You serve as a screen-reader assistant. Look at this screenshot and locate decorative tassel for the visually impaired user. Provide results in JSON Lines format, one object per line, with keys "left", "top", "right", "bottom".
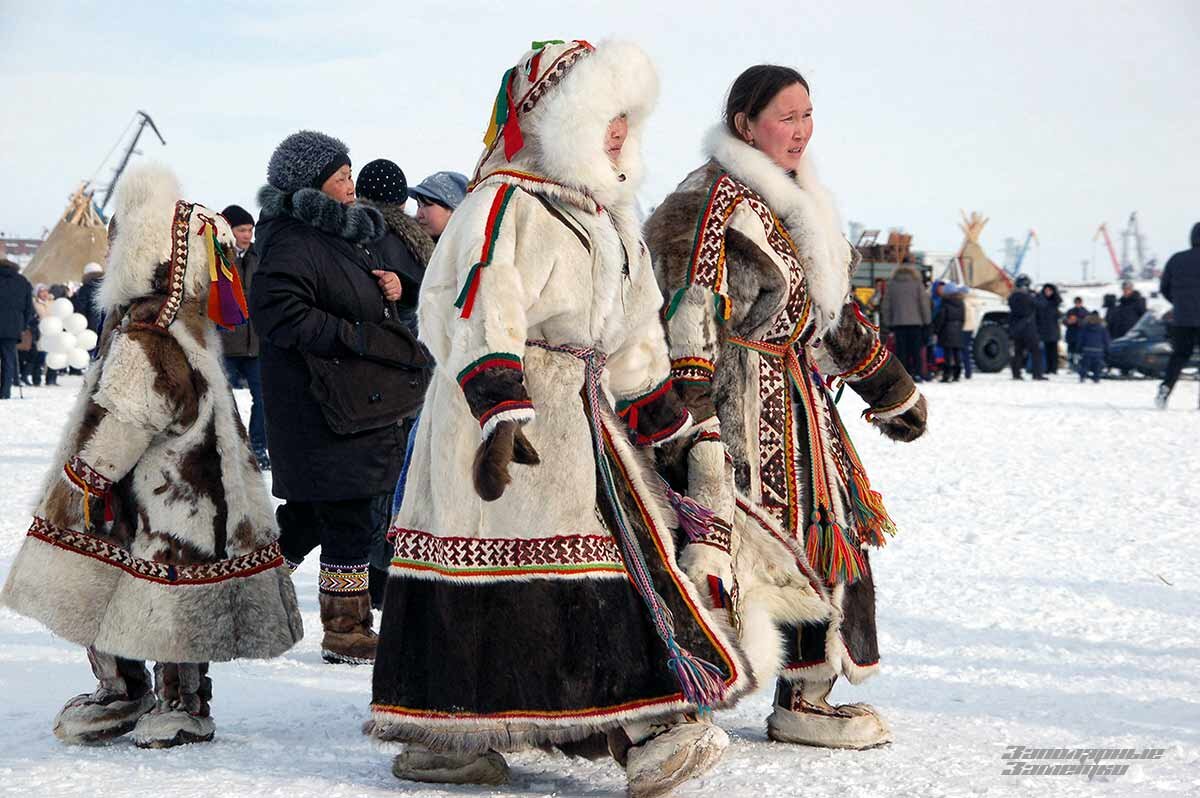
{"left": 665, "top": 485, "right": 718, "bottom": 543}
{"left": 104, "top": 492, "right": 114, "bottom": 524}
{"left": 482, "top": 68, "right": 510, "bottom": 148}
{"left": 666, "top": 638, "right": 727, "bottom": 714}
{"left": 198, "top": 216, "right": 248, "bottom": 329}
{"left": 501, "top": 67, "right": 524, "bottom": 160}
{"left": 805, "top": 505, "right": 866, "bottom": 585}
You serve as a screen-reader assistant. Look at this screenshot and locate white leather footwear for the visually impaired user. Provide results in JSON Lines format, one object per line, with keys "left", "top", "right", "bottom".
{"left": 767, "top": 700, "right": 892, "bottom": 750}
{"left": 625, "top": 721, "right": 729, "bottom": 798}
{"left": 391, "top": 746, "right": 510, "bottom": 785}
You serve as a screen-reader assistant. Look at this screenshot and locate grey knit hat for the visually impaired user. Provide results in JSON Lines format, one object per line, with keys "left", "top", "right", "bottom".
{"left": 267, "top": 130, "right": 351, "bottom": 193}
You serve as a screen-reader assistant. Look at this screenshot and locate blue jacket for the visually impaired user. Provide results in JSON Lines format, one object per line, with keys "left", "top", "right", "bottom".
{"left": 1078, "top": 318, "right": 1110, "bottom": 354}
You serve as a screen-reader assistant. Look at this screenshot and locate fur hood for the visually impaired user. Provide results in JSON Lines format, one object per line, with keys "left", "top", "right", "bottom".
{"left": 703, "top": 126, "right": 852, "bottom": 327}
{"left": 360, "top": 199, "right": 434, "bottom": 266}
{"left": 471, "top": 40, "right": 657, "bottom": 209}
{"left": 96, "top": 163, "right": 237, "bottom": 313}
{"left": 257, "top": 184, "right": 386, "bottom": 244}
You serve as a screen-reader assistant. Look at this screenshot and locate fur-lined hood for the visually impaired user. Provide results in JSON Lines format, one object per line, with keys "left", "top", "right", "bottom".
{"left": 96, "top": 163, "right": 237, "bottom": 313}
{"left": 360, "top": 199, "right": 434, "bottom": 266}
{"left": 257, "top": 184, "right": 386, "bottom": 244}
{"left": 703, "top": 126, "right": 852, "bottom": 326}
{"left": 471, "top": 40, "right": 657, "bottom": 210}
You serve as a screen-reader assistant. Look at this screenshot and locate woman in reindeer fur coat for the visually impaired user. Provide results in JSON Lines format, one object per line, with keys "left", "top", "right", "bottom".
{"left": 369, "top": 40, "right": 752, "bottom": 795}
{"left": 1, "top": 163, "right": 303, "bottom": 749}
{"left": 645, "top": 65, "right": 927, "bottom": 751}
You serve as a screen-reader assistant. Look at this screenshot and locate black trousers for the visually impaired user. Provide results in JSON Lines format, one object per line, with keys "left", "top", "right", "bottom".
{"left": 276, "top": 494, "right": 390, "bottom": 566}
{"left": 1163, "top": 326, "right": 1200, "bottom": 390}
{"left": 0, "top": 338, "right": 17, "bottom": 399}
{"left": 1042, "top": 341, "right": 1059, "bottom": 374}
{"left": 892, "top": 326, "right": 924, "bottom": 379}
{"left": 1011, "top": 332, "right": 1044, "bottom": 378}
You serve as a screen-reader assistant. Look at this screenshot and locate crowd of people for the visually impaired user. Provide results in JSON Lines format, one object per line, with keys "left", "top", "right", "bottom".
{"left": 0, "top": 35, "right": 1196, "bottom": 797}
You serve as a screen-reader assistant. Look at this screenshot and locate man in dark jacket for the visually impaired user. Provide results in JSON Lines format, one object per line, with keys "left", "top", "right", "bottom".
{"left": 1063, "top": 297, "right": 1089, "bottom": 368}
{"left": 1106, "top": 281, "right": 1147, "bottom": 340}
{"left": 1008, "top": 275, "right": 1045, "bottom": 380}
{"left": 251, "top": 131, "right": 430, "bottom": 664}
{"left": 0, "top": 258, "right": 36, "bottom": 399}
{"left": 932, "top": 284, "right": 966, "bottom": 381}
{"left": 218, "top": 204, "right": 268, "bottom": 466}
{"left": 1155, "top": 222, "right": 1200, "bottom": 408}
{"left": 71, "top": 263, "right": 105, "bottom": 337}
{"left": 880, "top": 264, "right": 931, "bottom": 380}
{"left": 1035, "top": 283, "right": 1063, "bottom": 374}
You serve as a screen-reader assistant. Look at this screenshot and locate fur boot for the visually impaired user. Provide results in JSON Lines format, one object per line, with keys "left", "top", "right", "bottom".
{"left": 391, "top": 745, "right": 510, "bottom": 785}
{"left": 53, "top": 650, "right": 155, "bottom": 745}
{"left": 624, "top": 718, "right": 729, "bottom": 798}
{"left": 131, "top": 662, "right": 215, "bottom": 749}
{"left": 319, "top": 592, "right": 377, "bottom": 664}
{"left": 767, "top": 678, "right": 891, "bottom": 750}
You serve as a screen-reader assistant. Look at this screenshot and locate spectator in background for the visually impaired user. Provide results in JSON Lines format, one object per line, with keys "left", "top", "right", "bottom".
{"left": 1155, "top": 222, "right": 1200, "bottom": 409}
{"left": 1106, "top": 280, "right": 1146, "bottom": 340}
{"left": 932, "top": 283, "right": 966, "bottom": 381}
{"left": 0, "top": 258, "right": 35, "bottom": 399}
{"left": 72, "top": 262, "right": 104, "bottom": 336}
{"left": 1063, "top": 296, "right": 1089, "bottom": 369}
{"left": 1008, "top": 274, "right": 1045, "bottom": 380}
{"left": 26, "top": 284, "right": 55, "bottom": 385}
{"left": 881, "top": 263, "right": 931, "bottom": 380}
{"left": 1078, "top": 311, "right": 1110, "bottom": 383}
{"left": 408, "top": 171, "right": 468, "bottom": 242}
{"left": 218, "top": 204, "right": 269, "bottom": 468}
{"left": 1035, "top": 282, "right": 1062, "bottom": 374}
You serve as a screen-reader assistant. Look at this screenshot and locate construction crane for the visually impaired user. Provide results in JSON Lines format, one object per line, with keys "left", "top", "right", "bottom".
{"left": 1011, "top": 229, "right": 1038, "bottom": 275}
{"left": 1120, "top": 211, "right": 1158, "bottom": 278}
{"left": 1094, "top": 223, "right": 1125, "bottom": 279}
{"left": 97, "top": 111, "right": 167, "bottom": 214}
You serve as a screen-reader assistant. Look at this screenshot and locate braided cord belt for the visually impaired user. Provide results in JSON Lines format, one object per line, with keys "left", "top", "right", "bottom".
{"left": 527, "top": 339, "right": 725, "bottom": 710}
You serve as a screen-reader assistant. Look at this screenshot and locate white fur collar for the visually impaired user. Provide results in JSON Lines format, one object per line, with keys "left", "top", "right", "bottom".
{"left": 703, "top": 125, "right": 851, "bottom": 331}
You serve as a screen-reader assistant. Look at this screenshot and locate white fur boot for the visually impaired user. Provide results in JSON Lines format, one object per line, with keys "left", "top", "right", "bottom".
{"left": 392, "top": 745, "right": 510, "bottom": 785}
{"left": 624, "top": 719, "right": 730, "bottom": 798}
{"left": 766, "top": 678, "right": 891, "bottom": 750}
{"left": 131, "top": 708, "right": 216, "bottom": 749}
{"left": 130, "top": 662, "right": 216, "bottom": 749}
{"left": 53, "top": 689, "right": 155, "bottom": 745}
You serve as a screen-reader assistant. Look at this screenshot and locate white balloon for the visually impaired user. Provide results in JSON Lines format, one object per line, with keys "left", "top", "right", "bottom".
{"left": 39, "top": 332, "right": 64, "bottom": 353}
{"left": 64, "top": 313, "right": 89, "bottom": 334}
{"left": 67, "top": 348, "right": 91, "bottom": 371}
{"left": 51, "top": 297, "right": 75, "bottom": 319}
{"left": 58, "top": 332, "right": 77, "bottom": 352}
{"left": 46, "top": 352, "right": 69, "bottom": 370}
{"left": 77, "top": 329, "right": 99, "bottom": 351}
{"left": 38, "top": 317, "right": 63, "bottom": 337}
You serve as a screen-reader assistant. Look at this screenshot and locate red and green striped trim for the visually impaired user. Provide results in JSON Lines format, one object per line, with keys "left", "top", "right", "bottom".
{"left": 615, "top": 377, "right": 672, "bottom": 415}
{"left": 478, "top": 399, "right": 534, "bottom": 429}
{"left": 456, "top": 352, "right": 523, "bottom": 389}
{"left": 455, "top": 184, "right": 518, "bottom": 319}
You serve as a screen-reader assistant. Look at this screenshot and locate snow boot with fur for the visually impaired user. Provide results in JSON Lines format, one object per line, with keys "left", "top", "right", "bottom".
{"left": 624, "top": 718, "right": 729, "bottom": 798}
{"left": 131, "top": 662, "right": 215, "bottom": 749}
{"left": 392, "top": 745, "right": 510, "bottom": 785}
{"left": 319, "top": 591, "right": 378, "bottom": 664}
{"left": 767, "top": 678, "right": 892, "bottom": 750}
{"left": 53, "top": 650, "right": 154, "bottom": 745}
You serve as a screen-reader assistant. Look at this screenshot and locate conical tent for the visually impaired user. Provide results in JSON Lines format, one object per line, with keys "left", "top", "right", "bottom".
{"left": 22, "top": 185, "right": 108, "bottom": 287}
{"left": 955, "top": 211, "right": 1012, "bottom": 299}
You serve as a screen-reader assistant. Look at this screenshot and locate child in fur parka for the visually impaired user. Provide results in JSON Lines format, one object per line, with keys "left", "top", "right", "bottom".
{"left": 1, "top": 164, "right": 303, "bottom": 749}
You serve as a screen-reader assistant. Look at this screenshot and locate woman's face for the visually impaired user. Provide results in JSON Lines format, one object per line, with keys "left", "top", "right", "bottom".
{"left": 37, "top": 287, "right": 51, "bottom": 301}
{"left": 415, "top": 199, "right": 453, "bottom": 239}
{"left": 605, "top": 115, "right": 628, "bottom": 165}
{"left": 738, "top": 82, "right": 813, "bottom": 172}
{"left": 321, "top": 164, "right": 356, "bottom": 205}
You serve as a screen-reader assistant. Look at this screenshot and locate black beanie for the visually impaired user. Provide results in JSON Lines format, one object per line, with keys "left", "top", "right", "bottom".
{"left": 221, "top": 204, "right": 255, "bottom": 228}
{"left": 356, "top": 159, "right": 408, "bottom": 205}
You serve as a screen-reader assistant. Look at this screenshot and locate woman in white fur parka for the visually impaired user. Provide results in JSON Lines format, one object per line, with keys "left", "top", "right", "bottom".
{"left": 645, "top": 65, "right": 928, "bottom": 751}
{"left": 1, "top": 164, "right": 302, "bottom": 750}
{"left": 369, "top": 40, "right": 751, "bottom": 795}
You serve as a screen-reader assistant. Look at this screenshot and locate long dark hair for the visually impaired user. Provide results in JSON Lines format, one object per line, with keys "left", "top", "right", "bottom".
{"left": 724, "top": 65, "right": 810, "bottom": 140}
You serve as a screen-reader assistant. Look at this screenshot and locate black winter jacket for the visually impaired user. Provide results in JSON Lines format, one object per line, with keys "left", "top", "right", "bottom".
{"left": 1106, "top": 291, "right": 1146, "bottom": 339}
{"left": 0, "top": 261, "right": 35, "bottom": 340}
{"left": 1034, "top": 289, "right": 1062, "bottom": 342}
{"left": 1007, "top": 289, "right": 1038, "bottom": 341}
{"left": 251, "top": 185, "right": 422, "bottom": 501}
{"left": 1160, "top": 247, "right": 1200, "bottom": 327}
{"left": 71, "top": 273, "right": 104, "bottom": 334}
{"left": 932, "top": 294, "right": 966, "bottom": 349}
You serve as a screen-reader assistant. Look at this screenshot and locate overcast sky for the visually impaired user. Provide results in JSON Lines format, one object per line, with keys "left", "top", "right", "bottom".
{"left": 3, "top": 1, "right": 1197, "bottom": 282}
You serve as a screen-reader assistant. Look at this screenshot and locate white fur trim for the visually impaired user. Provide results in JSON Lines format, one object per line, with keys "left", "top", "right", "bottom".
{"left": 869, "top": 388, "right": 920, "bottom": 421}
{"left": 703, "top": 126, "right": 852, "bottom": 333}
{"left": 480, "top": 406, "right": 535, "bottom": 441}
{"left": 652, "top": 410, "right": 694, "bottom": 447}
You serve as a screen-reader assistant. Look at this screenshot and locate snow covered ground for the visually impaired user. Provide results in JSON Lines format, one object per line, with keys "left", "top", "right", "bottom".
{"left": 1, "top": 371, "right": 1197, "bottom": 797}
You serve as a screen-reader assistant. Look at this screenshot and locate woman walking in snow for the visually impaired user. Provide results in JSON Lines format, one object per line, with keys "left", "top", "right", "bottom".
{"left": 368, "top": 40, "right": 751, "bottom": 796}
{"left": 646, "top": 64, "right": 927, "bottom": 751}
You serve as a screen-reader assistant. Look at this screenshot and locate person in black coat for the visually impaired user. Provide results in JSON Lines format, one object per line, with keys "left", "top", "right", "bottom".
{"left": 1007, "top": 275, "right": 1045, "bottom": 380}
{"left": 1078, "top": 311, "right": 1110, "bottom": 383}
{"left": 1155, "top": 222, "right": 1200, "bottom": 408}
{"left": 932, "top": 284, "right": 966, "bottom": 381}
{"left": 250, "top": 130, "right": 429, "bottom": 665}
{"left": 1035, "top": 283, "right": 1063, "bottom": 374}
{"left": 1106, "top": 281, "right": 1147, "bottom": 340}
{"left": 0, "top": 258, "right": 35, "bottom": 399}
{"left": 1063, "top": 297, "right": 1089, "bottom": 369}
{"left": 71, "top": 264, "right": 105, "bottom": 336}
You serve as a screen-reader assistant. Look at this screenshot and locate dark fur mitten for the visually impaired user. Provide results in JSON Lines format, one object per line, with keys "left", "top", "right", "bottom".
{"left": 472, "top": 421, "right": 540, "bottom": 501}
{"left": 872, "top": 394, "right": 928, "bottom": 442}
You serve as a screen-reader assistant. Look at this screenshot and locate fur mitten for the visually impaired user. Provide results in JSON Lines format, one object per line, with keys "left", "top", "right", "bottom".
{"left": 472, "top": 420, "right": 540, "bottom": 501}
{"left": 871, "top": 394, "right": 927, "bottom": 442}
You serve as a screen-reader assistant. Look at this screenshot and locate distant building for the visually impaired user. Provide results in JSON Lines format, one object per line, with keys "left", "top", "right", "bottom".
{"left": 0, "top": 235, "right": 43, "bottom": 269}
